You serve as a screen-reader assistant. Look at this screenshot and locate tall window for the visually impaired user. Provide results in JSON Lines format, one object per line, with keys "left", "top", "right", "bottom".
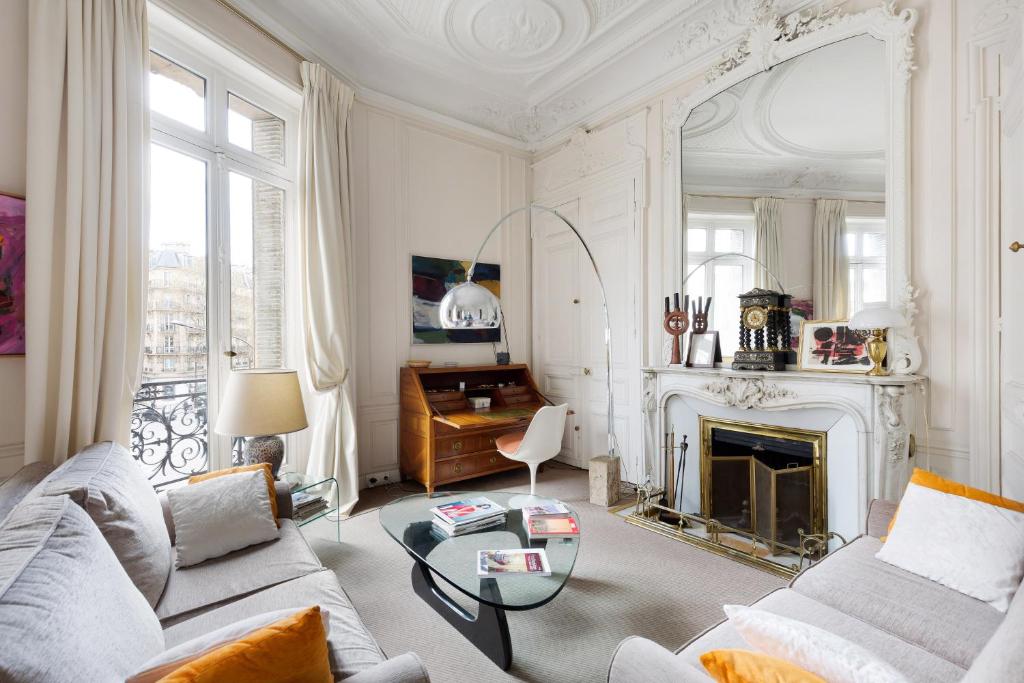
{"left": 132, "top": 31, "right": 297, "bottom": 489}
{"left": 845, "top": 217, "right": 887, "bottom": 313}
{"left": 685, "top": 212, "right": 755, "bottom": 358}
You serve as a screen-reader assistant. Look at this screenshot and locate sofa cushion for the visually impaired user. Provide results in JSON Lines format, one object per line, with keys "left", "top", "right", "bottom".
{"left": 609, "top": 636, "right": 713, "bottom": 683}
{"left": 163, "top": 569, "right": 385, "bottom": 680}
{"left": 37, "top": 441, "right": 172, "bottom": 606}
{"left": 677, "top": 589, "right": 966, "bottom": 683}
{"left": 0, "top": 462, "right": 54, "bottom": 523}
{"left": 0, "top": 495, "right": 164, "bottom": 682}
{"left": 790, "top": 536, "right": 1001, "bottom": 668}
{"left": 156, "top": 518, "right": 323, "bottom": 623}
{"left": 963, "top": 583, "right": 1024, "bottom": 681}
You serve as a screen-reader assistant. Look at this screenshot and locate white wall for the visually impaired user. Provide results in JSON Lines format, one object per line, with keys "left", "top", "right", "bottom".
{"left": 533, "top": 0, "right": 982, "bottom": 484}
{"left": 0, "top": 0, "right": 27, "bottom": 477}
{"left": 348, "top": 100, "right": 531, "bottom": 480}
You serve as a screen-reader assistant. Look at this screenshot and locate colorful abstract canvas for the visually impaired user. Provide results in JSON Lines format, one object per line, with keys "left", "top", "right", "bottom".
{"left": 412, "top": 255, "right": 500, "bottom": 344}
{"left": 797, "top": 320, "right": 871, "bottom": 373}
{"left": 0, "top": 194, "right": 25, "bottom": 355}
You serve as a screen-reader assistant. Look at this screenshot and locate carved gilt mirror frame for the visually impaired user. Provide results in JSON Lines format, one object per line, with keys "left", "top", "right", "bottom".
{"left": 665, "top": 2, "right": 921, "bottom": 373}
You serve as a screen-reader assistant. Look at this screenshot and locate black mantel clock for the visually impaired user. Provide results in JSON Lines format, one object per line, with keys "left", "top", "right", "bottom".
{"left": 732, "top": 288, "right": 794, "bottom": 371}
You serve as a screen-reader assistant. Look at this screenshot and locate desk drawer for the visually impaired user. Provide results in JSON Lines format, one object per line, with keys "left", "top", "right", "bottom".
{"left": 436, "top": 435, "right": 480, "bottom": 459}
{"left": 435, "top": 450, "right": 520, "bottom": 482}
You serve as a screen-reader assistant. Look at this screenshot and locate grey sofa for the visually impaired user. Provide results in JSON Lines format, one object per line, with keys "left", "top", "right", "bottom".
{"left": 608, "top": 499, "right": 1023, "bottom": 682}
{"left": 0, "top": 442, "right": 429, "bottom": 682}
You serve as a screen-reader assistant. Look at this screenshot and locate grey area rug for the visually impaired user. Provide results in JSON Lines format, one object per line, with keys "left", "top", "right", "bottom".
{"left": 302, "top": 464, "right": 783, "bottom": 683}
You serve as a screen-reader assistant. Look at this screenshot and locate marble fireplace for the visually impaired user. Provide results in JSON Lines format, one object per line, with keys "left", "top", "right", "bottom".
{"left": 628, "top": 366, "right": 925, "bottom": 576}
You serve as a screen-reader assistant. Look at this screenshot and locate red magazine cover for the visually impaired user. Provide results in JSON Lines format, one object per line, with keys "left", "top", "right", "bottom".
{"left": 527, "top": 515, "right": 579, "bottom": 537}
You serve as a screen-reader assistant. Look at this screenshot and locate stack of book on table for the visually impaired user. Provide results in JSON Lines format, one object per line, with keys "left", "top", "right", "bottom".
{"left": 292, "top": 490, "right": 329, "bottom": 521}
{"left": 522, "top": 502, "right": 580, "bottom": 541}
{"left": 430, "top": 496, "right": 507, "bottom": 537}
{"left": 477, "top": 548, "right": 551, "bottom": 576}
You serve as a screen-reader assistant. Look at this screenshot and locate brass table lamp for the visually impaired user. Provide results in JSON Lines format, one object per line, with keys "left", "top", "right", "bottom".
{"left": 849, "top": 305, "right": 908, "bottom": 376}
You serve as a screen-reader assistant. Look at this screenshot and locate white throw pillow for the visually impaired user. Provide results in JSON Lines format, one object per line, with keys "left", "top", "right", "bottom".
{"left": 875, "top": 482, "right": 1024, "bottom": 612}
{"left": 126, "top": 607, "right": 330, "bottom": 683}
{"left": 167, "top": 469, "right": 279, "bottom": 567}
{"left": 725, "top": 605, "right": 908, "bottom": 683}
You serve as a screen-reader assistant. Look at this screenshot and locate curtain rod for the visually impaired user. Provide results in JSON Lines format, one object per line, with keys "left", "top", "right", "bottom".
{"left": 688, "top": 192, "right": 884, "bottom": 204}
{"left": 214, "top": 0, "right": 306, "bottom": 64}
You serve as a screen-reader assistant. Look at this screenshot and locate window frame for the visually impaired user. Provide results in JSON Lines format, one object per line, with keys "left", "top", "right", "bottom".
{"left": 146, "top": 25, "right": 300, "bottom": 474}
{"left": 684, "top": 212, "right": 756, "bottom": 358}
{"left": 845, "top": 215, "right": 888, "bottom": 314}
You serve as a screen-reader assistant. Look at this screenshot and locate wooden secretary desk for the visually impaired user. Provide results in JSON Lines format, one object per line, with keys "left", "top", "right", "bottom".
{"left": 399, "top": 364, "right": 548, "bottom": 492}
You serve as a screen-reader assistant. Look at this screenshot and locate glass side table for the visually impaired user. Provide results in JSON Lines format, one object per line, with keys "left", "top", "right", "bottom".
{"left": 278, "top": 472, "right": 340, "bottom": 542}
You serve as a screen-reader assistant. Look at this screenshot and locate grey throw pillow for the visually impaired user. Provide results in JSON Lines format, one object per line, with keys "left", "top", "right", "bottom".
{"left": 0, "top": 495, "right": 164, "bottom": 682}
{"left": 37, "top": 441, "right": 172, "bottom": 606}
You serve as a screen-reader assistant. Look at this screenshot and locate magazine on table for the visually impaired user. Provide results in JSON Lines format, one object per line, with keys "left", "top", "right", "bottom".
{"left": 431, "top": 497, "right": 507, "bottom": 526}
{"left": 477, "top": 548, "right": 551, "bottom": 576}
{"left": 521, "top": 502, "right": 570, "bottom": 520}
{"left": 431, "top": 515, "right": 505, "bottom": 537}
{"left": 524, "top": 514, "right": 579, "bottom": 540}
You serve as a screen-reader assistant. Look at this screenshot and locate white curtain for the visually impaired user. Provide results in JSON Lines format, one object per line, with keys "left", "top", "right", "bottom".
{"left": 813, "top": 198, "right": 849, "bottom": 320}
{"left": 753, "top": 197, "right": 784, "bottom": 290}
{"left": 298, "top": 62, "right": 359, "bottom": 515}
{"left": 25, "top": 0, "right": 149, "bottom": 465}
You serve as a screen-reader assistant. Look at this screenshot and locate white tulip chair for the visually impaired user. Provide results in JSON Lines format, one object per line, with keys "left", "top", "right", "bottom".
{"left": 495, "top": 403, "right": 569, "bottom": 507}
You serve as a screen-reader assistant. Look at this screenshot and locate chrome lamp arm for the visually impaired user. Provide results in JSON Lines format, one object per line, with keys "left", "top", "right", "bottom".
{"left": 440, "top": 203, "right": 619, "bottom": 461}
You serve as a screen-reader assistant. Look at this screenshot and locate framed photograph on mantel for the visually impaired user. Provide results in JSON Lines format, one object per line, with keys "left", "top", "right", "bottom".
{"left": 797, "top": 320, "right": 872, "bottom": 373}
{"left": 687, "top": 331, "right": 722, "bottom": 368}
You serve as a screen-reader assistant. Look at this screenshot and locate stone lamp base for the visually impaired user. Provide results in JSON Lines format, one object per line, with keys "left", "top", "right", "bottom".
{"left": 243, "top": 435, "right": 285, "bottom": 477}
{"left": 589, "top": 455, "right": 621, "bottom": 507}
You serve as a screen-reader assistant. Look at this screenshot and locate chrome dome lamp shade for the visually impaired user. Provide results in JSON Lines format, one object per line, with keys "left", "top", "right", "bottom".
{"left": 439, "top": 204, "right": 621, "bottom": 466}
{"left": 438, "top": 280, "right": 502, "bottom": 329}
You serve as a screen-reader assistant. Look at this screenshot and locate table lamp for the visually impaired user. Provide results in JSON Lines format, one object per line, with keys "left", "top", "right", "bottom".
{"left": 214, "top": 369, "right": 308, "bottom": 476}
{"left": 849, "top": 304, "right": 907, "bottom": 377}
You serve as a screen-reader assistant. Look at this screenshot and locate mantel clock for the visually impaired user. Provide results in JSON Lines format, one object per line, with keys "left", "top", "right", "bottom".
{"left": 732, "top": 288, "right": 793, "bottom": 371}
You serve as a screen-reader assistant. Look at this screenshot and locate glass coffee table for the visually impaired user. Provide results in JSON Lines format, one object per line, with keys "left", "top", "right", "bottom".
{"left": 379, "top": 491, "right": 581, "bottom": 670}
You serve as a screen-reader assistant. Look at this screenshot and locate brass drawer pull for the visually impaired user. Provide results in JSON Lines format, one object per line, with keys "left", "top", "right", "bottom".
{"left": 453, "top": 441, "right": 463, "bottom": 452}
{"left": 452, "top": 462, "right": 463, "bottom": 474}
{"left": 489, "top": 455, "right": 497, "bottom": 465}
{"left": 488, "top": 437, "right": 495, "bottom": 445}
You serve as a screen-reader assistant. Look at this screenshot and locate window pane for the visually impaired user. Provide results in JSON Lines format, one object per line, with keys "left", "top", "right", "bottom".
{"left": 712, "top": 264, "right": 743, "bottom": 357}
{"left": 229, "top": 172, "right": 285, "bottom": 369}
{"left": 714, "top": 229, "right": 743, "bottom": 253}
{"left": 228, "top": 93, "right": 285, "bottom": 163}
{"left": 685, "top": 263, "right": 707, "bottom": 303}
{"left": 149, "top": 52, "right": 205, "bottom": 131}
{"left": 136, "top": 143, "right": 209, "bottom": 488}
{"left": 862, "top": 231, "right": 887, "bottom": 258}
{"left": 844, "top": 232, "right": 859, "bottom": 258}
{"left": 862, "top": 266, "right": 887, "bottom": 303}
{"left": 687, "top": 228, "right": 707, "bottom": 253}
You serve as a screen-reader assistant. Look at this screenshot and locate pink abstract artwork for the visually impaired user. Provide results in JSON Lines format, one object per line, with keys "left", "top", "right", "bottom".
{"left": 0, "top": 194, "right": 25, "bottom": 354}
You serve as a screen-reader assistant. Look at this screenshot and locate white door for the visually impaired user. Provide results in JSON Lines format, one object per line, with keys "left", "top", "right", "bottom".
{"left": 1000, "top": 39, "right": 1024, "bottom": 500}
{"left": 532, "top": 172, "right": 643, "bottom": 483}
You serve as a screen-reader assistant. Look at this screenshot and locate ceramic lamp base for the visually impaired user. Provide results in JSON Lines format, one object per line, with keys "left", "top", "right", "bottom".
{"left": 243, "top": 435, "right": 285, "bottom": 477}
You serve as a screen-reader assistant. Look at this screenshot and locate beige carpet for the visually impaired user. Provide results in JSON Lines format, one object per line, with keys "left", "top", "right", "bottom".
{"left": 301, "top": 464, "right": 783, "bottom": 682}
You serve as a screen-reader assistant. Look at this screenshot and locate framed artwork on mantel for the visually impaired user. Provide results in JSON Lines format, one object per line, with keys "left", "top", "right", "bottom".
{"left": 0, "top": 192, "right": 25, "bottom": 355}
{"left": 797, "top": 320, "right": 872, "bottom": 373}
{"left": 411, "top": 254, "right": 501, "bottom": 344}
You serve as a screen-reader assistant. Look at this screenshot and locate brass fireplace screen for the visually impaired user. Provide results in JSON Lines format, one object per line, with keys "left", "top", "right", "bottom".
{"left": 702, "top": 418, "right": 827, "bottom": 554}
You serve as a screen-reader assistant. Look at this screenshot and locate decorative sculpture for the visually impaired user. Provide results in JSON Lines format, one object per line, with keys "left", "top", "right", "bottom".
{"left": 663, "top": 293, "right": 689, "bottom": 365}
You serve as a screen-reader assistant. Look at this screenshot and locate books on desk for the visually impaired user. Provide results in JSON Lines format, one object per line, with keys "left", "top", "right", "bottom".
{"left": 430, "top": 496, "right": 507, "bottom": 537}
{"left": 478, "top": 548, "right": 551, "bottom": 576}
{"left": 292, "top": 491, "right": 329, "bottom": 521}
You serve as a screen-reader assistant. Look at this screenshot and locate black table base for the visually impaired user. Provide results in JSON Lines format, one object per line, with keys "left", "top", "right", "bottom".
{"left": 409, "top": 558, "right": 513, "bottom": 670}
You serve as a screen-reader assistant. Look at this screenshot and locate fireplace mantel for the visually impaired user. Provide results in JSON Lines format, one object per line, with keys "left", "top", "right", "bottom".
{"left": 641, "top": 366, "right": 926, "bottom": 546}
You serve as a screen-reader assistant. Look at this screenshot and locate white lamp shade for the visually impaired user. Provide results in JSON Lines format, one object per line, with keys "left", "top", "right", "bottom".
{"left": 438, "top": 281, "right": 502, "bottom": 329}
{"left": 849, "top": 304, "right": 907, "bottom": 331}
{"left": 214, "top": 369, "right": 308, "bottom": 437}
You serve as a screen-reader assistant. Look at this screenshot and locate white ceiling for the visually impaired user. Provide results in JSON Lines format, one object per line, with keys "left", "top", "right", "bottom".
{"left": 229, "top": 0, "right": 813, "bottom": 149}
{"left": 681, "top": 34, "right": 887, "bottom": 199}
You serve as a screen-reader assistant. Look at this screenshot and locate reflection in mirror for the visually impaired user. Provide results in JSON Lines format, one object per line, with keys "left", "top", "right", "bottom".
{"left": 680, "top": 34, "right": 886, "bottom": 358}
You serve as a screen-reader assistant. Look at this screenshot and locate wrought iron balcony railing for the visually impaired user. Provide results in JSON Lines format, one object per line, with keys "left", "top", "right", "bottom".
{"left": 130, "top": 378, "right": 209, "bottom": 489}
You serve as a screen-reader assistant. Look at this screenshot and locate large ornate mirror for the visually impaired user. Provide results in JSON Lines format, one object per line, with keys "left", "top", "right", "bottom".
{"left": 670, "top": 4, "right": 920, "bottom": 372}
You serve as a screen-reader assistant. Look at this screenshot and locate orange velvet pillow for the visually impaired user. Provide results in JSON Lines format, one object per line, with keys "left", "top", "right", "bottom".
{"left": 885, "top": 468, "right": 1024, "bottom": 538}
{"left": 157, "top": 606, "right": 332, "bottom": 683}
{"left": 190, "top": 463, "right": 279, "bottom": 523}
{"left": 701, "top": 649, "right": 825, "bottom": 683}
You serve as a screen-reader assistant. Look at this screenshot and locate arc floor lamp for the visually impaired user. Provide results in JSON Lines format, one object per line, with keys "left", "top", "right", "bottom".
{"left": 438, "top": 204, "right": 620, "bottom": 463}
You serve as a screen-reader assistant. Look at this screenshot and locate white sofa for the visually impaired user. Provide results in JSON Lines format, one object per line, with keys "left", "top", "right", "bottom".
{"left": 607, "top": 499, "right": 1022, "bottom": 682}
{"left": 0, "top": 442, "right": 429, "bottom": 682}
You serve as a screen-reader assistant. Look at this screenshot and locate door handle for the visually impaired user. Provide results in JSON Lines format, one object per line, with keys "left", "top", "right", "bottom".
{"left": 1011, "top": 241, "right": 1023, "bottom": 253}
{"left": 572, "top": 298, "right": 580, "bottom": 304}
{"left": 223, "top": 350, "right": 237, "bottom": 358}
{"left": 583, "top": 367, "right": 591, "bottom": 375}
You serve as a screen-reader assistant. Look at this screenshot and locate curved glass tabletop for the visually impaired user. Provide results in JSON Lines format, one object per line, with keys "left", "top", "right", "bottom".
{"left": 379, "top": 491, "right": 580, "bottom": 611}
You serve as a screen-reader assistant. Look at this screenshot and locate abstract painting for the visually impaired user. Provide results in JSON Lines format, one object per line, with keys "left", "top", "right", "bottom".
{"left": 797, "top": 320, "right": 871, "bottom": 373}
{"left": 0, "top": 194, "right": 25, "bottom": 355}
{"left": 789, "top": 298, "right": 814, "bottom": 351}
{"left": 412, "top": 255, "right": 500, "bottom": 344}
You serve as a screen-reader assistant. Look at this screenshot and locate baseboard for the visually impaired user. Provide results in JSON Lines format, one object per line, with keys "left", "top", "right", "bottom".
{"left": 0, "top": 442, "right": 24, "bottom": 479}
